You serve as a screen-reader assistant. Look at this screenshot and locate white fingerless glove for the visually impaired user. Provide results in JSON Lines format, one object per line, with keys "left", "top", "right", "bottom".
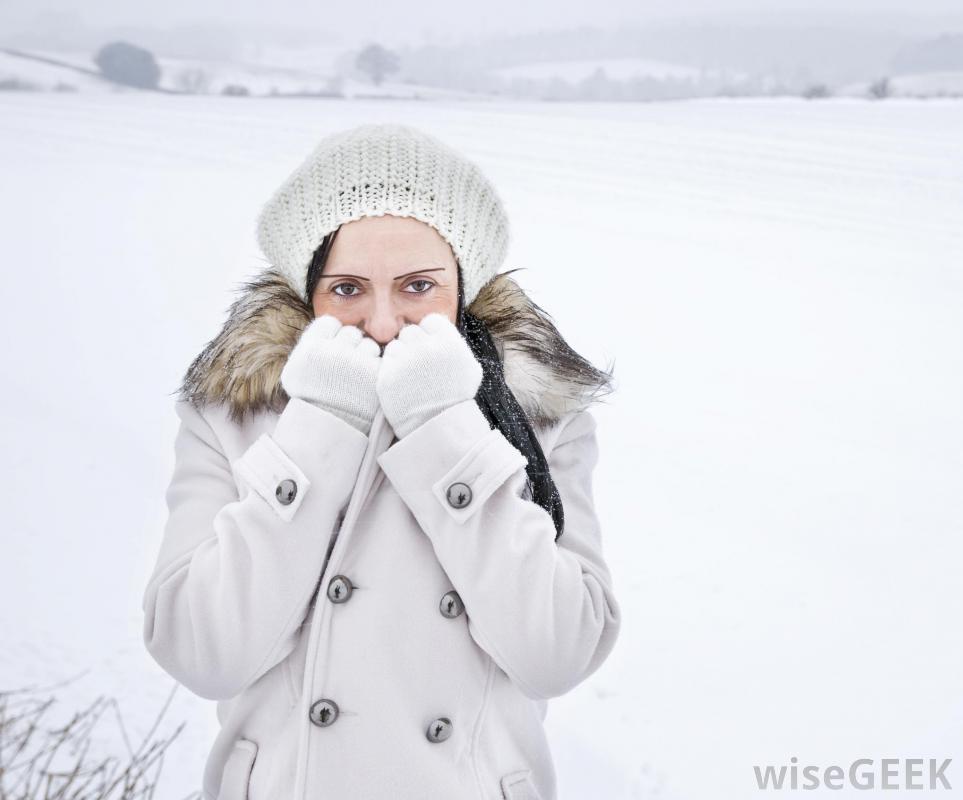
{"left": 376, "top": 312, "right": 483, "bottom": 440}
{"left": 280, "top": 314, "right": 381, "bottom": 436}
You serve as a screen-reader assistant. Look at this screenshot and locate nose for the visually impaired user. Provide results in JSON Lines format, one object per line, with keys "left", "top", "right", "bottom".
{"left": 363, "top": 299, "right": 408, "bottom": 349}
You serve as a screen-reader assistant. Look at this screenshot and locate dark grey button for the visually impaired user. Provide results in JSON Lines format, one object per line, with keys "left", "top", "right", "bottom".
{"left": 327, "top": 575, "right": 353, "bottom": 604}
{"left": 446, "top": 482, "right": 472, "bottom": 509}
{"left": 309, "top": 698, "right": 339, "bottom": 727}
{"left": 276, "top": 479, "right": 298, "bottom": 505}
{"left": 426, "top": 717, "right": 453, "bottom": 743}
{"left": 439, "top": 590, "right": 464, "bottom": 619}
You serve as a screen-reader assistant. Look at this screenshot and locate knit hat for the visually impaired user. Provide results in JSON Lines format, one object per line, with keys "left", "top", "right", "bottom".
{"left": 256, "top": 123, "right": 511, "bottom": 307}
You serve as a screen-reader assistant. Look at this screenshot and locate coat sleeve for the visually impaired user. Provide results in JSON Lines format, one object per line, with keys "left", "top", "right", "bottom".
{"left": 376, "top": 398, "right": 621, "bottom": 700}
{"left": 142, "top": 396, "right": 368, "bottom": 701}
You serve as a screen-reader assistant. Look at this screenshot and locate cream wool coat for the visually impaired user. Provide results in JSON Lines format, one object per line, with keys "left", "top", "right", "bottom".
{"left": 142, "top": 271, "right": 621, "bottom": 800}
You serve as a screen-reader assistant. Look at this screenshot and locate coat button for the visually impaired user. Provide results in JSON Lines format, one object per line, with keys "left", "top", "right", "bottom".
{"left": 445, "top": 482, "right": 472, "bottom": 509}
{"left": 439, "top": 590, "right": 464, "bottom": 619}
{"left": 327, "top": 575, "right": 353, "bottom": 604}
{"left": 276, "top": 479, "right": 298, "bottom": 505}
{"left": 426, "top": 717, "right": 453, "bottom": 743}
{"left": 309, "top": 698, "right": 339, "bottom": 727}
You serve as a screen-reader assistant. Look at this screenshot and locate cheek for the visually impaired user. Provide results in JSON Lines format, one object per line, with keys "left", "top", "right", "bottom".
{"left": 415, "top": 292, "right": 458, "bottom": 324}
{"left": 312, "top": 297, "right": 360, "bottom": 326}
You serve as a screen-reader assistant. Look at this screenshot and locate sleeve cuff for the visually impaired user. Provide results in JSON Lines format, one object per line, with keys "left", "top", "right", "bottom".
{"left": 430, "top": 427, "right": 528, "bottom": 523}
{"left": 377, "top": 399, "right": 528, "bottom": 524}
{"left": 231, "top": 397, "right": 368, "bottom": 522}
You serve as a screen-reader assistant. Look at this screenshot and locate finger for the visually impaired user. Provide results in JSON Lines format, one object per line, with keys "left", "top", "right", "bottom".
{"left": 308, "top": 314, "right": 343, "bottom": 339}
{"left": 334, "top": 323, "right": 363, "bottom": 344}
{"left": 356, "top": 335, "right": 381, "bottom": 358}
{"left": 418, "top": 312, "right": 454, "bottom": 334}
{"left": 397, "top": 322, "right": 428, "bottom": 345}
{"left": 382, "top": 337, "right": 407, "bottom": 359}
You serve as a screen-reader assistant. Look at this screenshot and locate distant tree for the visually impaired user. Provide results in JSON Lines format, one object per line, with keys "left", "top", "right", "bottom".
{"left": 578, "top": 67, "right": 620, "bottom": 101}
{"left": 222, "top": 84, "right": 250, "bottom": 96}
{"left": 356, "top": 43, "right": 400, "bottom": 86}
{"left": 175, "top": 67, "right": 211, "bottom": 94}
{"left": 94, "top": 41, "right": 161, "bottom": 90}
{"left": 868, "top": 77, "right": 891, "bottom": 100}
{"left": 802, "top": 83, "right": 831, "bottom": 99}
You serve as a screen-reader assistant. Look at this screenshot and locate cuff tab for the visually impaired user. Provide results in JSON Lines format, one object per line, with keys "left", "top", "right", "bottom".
{"left": 431, "top": 428, "right": 527, "bottom": 524}
{"left": 232, "top": 433, "right": 311, "bottom": 522}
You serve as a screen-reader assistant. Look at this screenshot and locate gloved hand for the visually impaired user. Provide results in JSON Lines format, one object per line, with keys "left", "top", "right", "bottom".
{"left": 280, "top": 314, "right": 381, "bottom": 436}
{"left": 376, "top": 312, "right": 483, "bottom": 440}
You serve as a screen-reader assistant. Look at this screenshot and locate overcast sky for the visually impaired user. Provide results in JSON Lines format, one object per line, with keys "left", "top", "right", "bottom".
{"left": 5, "top": 0, "right": 963, "bottom": 48}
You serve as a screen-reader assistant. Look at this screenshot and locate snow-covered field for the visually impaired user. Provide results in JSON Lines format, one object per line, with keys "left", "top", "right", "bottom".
{"left": 1, "top": 92, "right": 961, "bottom": 799}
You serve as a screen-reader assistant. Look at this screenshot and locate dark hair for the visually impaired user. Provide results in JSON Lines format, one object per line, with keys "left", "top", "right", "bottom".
{"left": 305, "top": 228, "right": 565, "bottom": 541}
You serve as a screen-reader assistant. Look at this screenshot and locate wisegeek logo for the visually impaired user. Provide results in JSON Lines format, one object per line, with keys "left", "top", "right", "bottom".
{"left": 752, "top": 758, "right": 952, "bottom": 791}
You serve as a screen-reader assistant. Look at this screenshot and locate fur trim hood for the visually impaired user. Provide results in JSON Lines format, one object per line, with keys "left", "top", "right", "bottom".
{"left": 177, "top": 268, "right": 614, "bottom": 428}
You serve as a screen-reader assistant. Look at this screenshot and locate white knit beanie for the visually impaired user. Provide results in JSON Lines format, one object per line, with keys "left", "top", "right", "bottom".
{"left": 256, "top": 123, "right": 510, "bottom": 307}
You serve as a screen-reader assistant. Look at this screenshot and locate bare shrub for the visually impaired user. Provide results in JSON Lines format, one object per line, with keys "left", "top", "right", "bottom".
{"left": 0, "top": 673, "right": 195, "bottom": 799}
{"left": 868, "top": 77, "right": 891, "bottom": 99}
{"left": 0, "top": 77, "right": 41, "bottom": 91}
{"left": 221, "top": 84, "right": 250, "bottom": 96}
{"left": 175, "top": 68, "right": 211, "bottom": 95}
{"left": 802, "top": 83, "right": 831, "bottom": 99}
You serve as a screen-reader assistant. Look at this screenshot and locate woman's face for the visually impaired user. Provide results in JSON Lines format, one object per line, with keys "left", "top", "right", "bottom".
{"left": 311, "top": 214, "right": 459, "bottom": 348}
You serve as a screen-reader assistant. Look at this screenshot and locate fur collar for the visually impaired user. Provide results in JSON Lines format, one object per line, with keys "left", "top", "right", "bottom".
{"left": 177, "top": 268, "right": 614, "bottom": 427}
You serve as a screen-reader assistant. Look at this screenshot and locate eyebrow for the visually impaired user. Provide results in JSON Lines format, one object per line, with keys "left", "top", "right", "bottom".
{"left": 320, "top": 268, "right": 447, "bottom": 282}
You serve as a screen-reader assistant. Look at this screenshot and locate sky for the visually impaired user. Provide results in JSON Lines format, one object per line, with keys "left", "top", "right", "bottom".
{"left": 5, "top": 0, "right": 963, "bottom": 49}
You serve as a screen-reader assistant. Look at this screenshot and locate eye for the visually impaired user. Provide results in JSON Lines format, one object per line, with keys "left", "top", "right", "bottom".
{"left": 332, "top": 282, "right": 361, "bottom": 297}
{"left": 405, "top": 279, "right": 435, "bottom": 293}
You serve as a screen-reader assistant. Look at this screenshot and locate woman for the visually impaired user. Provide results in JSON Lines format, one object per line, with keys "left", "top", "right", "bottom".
{"left": 142, "top": 123, "right": 621, "bottom": 800}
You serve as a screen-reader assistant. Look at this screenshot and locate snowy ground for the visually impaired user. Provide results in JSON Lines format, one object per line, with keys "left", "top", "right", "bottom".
{"left": 1, "top": 93, "right": 961, "bottom": 799}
